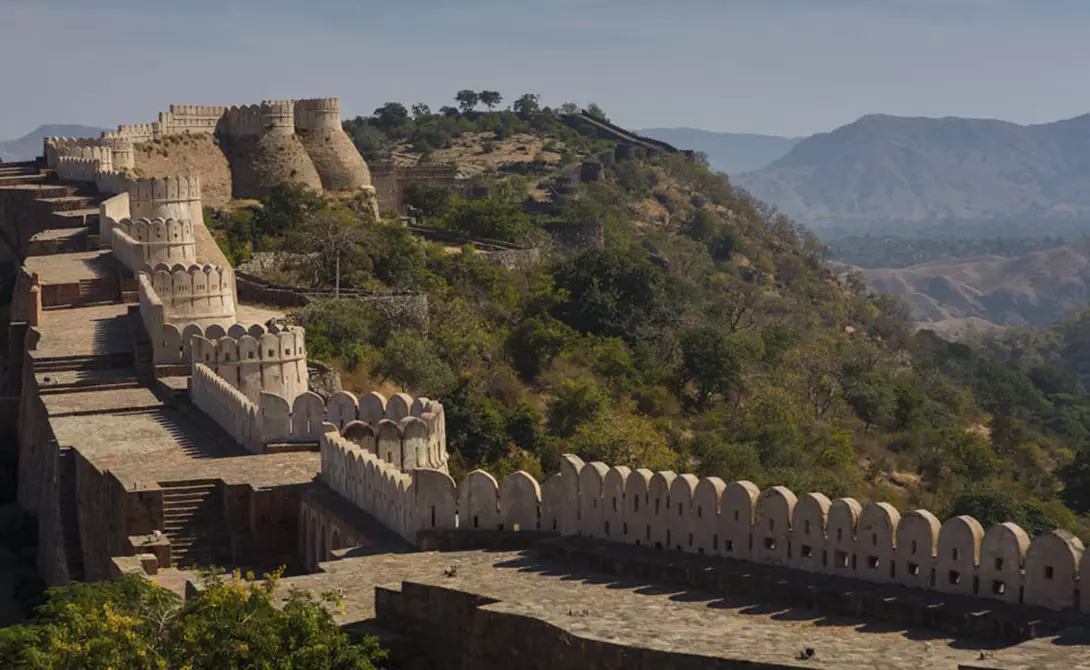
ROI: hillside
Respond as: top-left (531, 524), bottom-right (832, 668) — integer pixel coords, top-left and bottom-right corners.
top-left (197, 94), bottom-right (1090, 539)
top-left (639, 127), bottom-right (801, 174)
top-left (0, 124), bottom-right (107, 162)
top-left (861, 238), bottom-right (1090, 332)
top-left (735, 112), bottom-right (1090, 236)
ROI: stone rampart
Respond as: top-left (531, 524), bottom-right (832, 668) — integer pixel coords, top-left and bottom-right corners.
top-left (294, 98), bottom-right (373, 193)
top-left (95, 174), bottom-right (203, 226)
top-left (190, 363), bottom-right (262, 453)
top-left (56, 156), bottom-right (102, 183)
top-left (100, 137), bottom-right (135, 171)
top-left (261, 390), bottom-right (446, 467)
top-left (110, 217), bottom-right (197, 269)
top-left (103, 123), bottom-right (157, 143)
top-left (158, 105), bottom-right (228, 136)
top-left (142, 262), bottom-right (235, 329)
top-left (44, 137), bottom-right (103, 168)
top-left (187, 324), bottom-right (307, 404)
top-left (318, 438), bottom-right (1090, 615)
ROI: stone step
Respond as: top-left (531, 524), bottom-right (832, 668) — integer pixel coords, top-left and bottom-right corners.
top-left (33, 353), bottom-right (133, 372)
top-left (27, 226), bottom-right (90, 255)
top-left (49, 208), bottom-right (100, 229)
top-left (38, 195), bottom-right (97, 212)
top-left (0, 172), bottom-right (46, 185)
top-left (159, 480), bottom-right (221, 490)
top-left (36, 367), bottom-right (140, 392)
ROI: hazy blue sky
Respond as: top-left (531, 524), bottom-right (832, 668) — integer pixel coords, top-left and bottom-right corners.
top-left (2, 0), bottom-right (1089, 139)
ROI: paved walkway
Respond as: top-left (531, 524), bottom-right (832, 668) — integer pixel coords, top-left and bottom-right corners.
top-left (286, 548), bottom-right (1028, 669)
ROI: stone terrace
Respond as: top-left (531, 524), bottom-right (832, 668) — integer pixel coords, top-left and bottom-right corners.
top-left (288, 547), bottom-right (1015, 670)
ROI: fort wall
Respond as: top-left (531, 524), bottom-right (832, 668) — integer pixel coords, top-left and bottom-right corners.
top-left (190, 363), bottom-right (263, 453)
top-left (186, 325), bottom-right (307, 404)
top-left (294, 98), bottom-right (374, 195)
top-left (110, 217), bottom-right (197, 269)
top-left (143, 262), bottom-right (235, 328)
top-left (317, 434), bottom-right (1090, 615)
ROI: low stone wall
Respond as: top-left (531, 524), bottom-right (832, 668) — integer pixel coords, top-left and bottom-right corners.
top-left (377, 580), bottom-right (799, 670)
top-left (319, 441), bottom-right (1090, 616)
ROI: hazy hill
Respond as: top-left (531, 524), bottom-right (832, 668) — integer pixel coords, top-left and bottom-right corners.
top-left (736, 113), bottom-right (1090, 236)
top-left (0, 124), bottom-right (106, 162)
top-left (638, 127), bottom-right (801, 174)
top-left (861, 237), bottom-right (1090, 332)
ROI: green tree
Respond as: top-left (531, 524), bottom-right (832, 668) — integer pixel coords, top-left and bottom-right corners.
top-left (679, 327), bottom-right (743, 406)
top-left (404, 182), bottom-right (455, 219)
top-left (410, 103), bottom-right (431, 118)
top-left (438, 106), bottom-right (460, 118)
top-left (547, 377), bottom-right (607, 438)
top-left (478, 90), bottom-right (502, 112)
top-left (371, 102), bottom-right (410, 133)
top-left (585, 103), bottom-right (609, 122)
top-left (455, 90), bottom-right (480, 114)
top-left (372, 330), bottom-right (455, 395)
top-left (0, 571), bottom-right (386, 670)
top-left (512, 93), bottom-right (540, 119)
top-left (442, 197), bottom-right (531, 243)
top-left (569, 412), bottom-right (676, 471)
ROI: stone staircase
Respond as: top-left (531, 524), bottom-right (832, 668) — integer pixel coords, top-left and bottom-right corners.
top-left (160, 480), bottom-right (231, 569)
top-left (0, 163), bottom-right (105, 256)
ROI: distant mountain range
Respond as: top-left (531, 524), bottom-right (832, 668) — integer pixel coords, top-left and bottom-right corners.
top-left (0, 124), bottom-right (107, 162)
top-left (857, 237), bottom-right (1090, 335)
top-left (638, 127), bottom-right (802, 174)
top-left (734, 113), bottom-right (1090, 237)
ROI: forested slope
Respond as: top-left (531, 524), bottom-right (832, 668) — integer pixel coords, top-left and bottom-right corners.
top-left (208, 94), bottom-right (1090, 539)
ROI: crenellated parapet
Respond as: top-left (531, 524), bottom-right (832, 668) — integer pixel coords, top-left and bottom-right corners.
top-left (95, 174), bottom-right (203, 225)
top-left (261, 390), bottom-right (447, 469)
top-left (103, 123), bottom-right (158, 142)
top-left (111, 217), bottom-right (196, 270)
top-left (44, 137), bottom-right (103, 168)
top-left (56, 156), bottom-right (103, 183)
top-left (141, 262), bottom-right (235, 329)
top-left (261, 100), bottom-right (296, 134)
top-left (317, 437), bottom-right (1090, 615)
top-left (157, 105), bottom-right (229, 136)
top-left (187, 323), bottom-right (308, 404)
top-left (99, 136), bottom-right (135, 171)
top-left (221, 105), bottom-right (263, 138)
top-left (294, 98), bottom-right (342, 131)
top-left (190, 363), bottom-right (263, 453)
top-left (51, 144), bottom-right (114, 180)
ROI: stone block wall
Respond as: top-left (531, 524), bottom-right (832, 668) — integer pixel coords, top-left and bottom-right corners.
top-left (189, 363), bottom-right (262, 453)
top-left (317, 433), bottom-right (1090, 615)
top-left (144, 263), bottom-right (235, 329)
top-left (186, 324), bottom-right (307, 403)
top-left (110, 217), bottom-right (197, 269)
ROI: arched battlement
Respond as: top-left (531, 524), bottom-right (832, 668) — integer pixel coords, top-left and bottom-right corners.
top-left (935, 515), bottom-right (984, 596)
top-left (44, 137), bottom-right (106, 168)
top-left (1025, 530), bottom-right (1083, 611)
top-left (791, 492), bottom-right (830, 573)
top-left (310, 442), bottom-right (1090, 614)
top-left (980, 522), bottom-right (1030, 604)
top-left (110, 217), bottom-right (196, 269)
top-left (141, 262), bottom-right (235, 328)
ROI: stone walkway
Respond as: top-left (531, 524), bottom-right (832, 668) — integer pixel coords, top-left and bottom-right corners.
top-left (286, 548), bottom-right (1040, 669)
